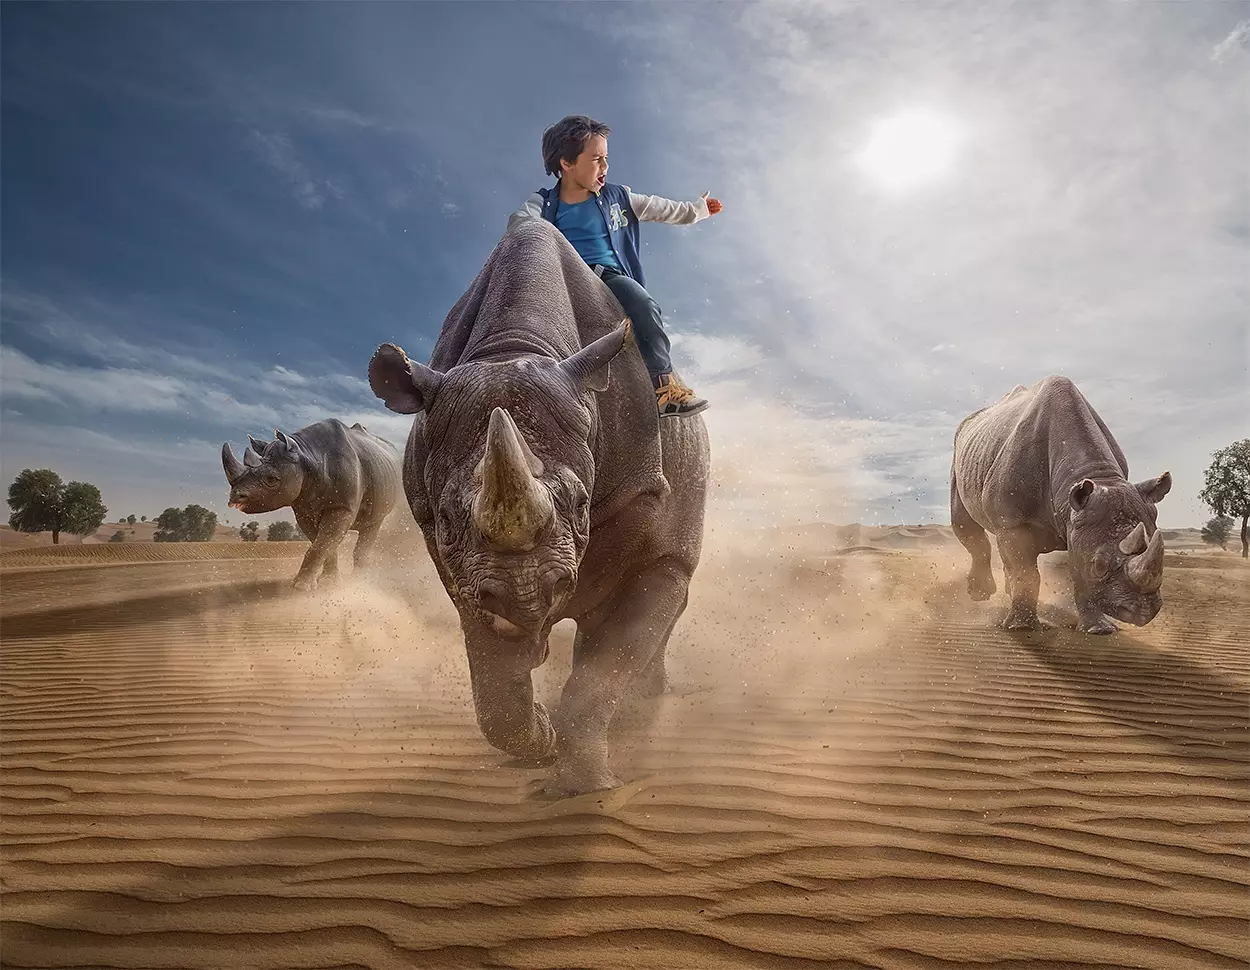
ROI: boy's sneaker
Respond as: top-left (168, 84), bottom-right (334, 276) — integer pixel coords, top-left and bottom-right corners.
top-left (655, 373), bottom-right (709, 418)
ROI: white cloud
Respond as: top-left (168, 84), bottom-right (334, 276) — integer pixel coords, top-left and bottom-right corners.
top-left (246, 129), bottom-right (331, 209)
top-left (1212, 19), bottom-right (1250, 62)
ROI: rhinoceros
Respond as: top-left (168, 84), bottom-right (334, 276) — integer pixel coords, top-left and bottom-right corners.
top-left (368, 219), bottom-right (709, 796)
top-left (221, 419), bottom-right (402, 591)
top-left (951, 376), bottom-right (1171, 634)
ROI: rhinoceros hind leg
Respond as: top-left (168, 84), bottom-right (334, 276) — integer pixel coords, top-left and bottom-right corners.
top-left (951, 471), bottom-right (996, 601)
top-left (352, 521), bottom-right (382, 573)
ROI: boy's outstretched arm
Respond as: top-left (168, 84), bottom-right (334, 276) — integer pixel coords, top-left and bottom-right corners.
top-left (507, 191), bottom-right (544, 229)
top-left (627, 189), bottom-right (723, 225)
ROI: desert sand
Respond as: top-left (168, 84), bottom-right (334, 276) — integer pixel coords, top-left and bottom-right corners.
top-left (1, 524), bottom-right (1246, 968)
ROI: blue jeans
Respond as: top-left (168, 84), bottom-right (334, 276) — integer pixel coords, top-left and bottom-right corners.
top-left (596, 266), bottom-right (671, 380)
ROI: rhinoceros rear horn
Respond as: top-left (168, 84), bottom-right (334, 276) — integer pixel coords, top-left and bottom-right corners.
top-left (243, 444), bottom-right (262, 467)
top-left (1118, 522), bottom-right (1148, 556)
top-left (559, 321), bottom-right (630, 393)
top-left (1126, 528), bottom-right (1164, 593)
top-left (473, 407), bottom-right (552, 551)
top-left (369, 343), bottom-right (444, 414)
top-left (222, 442), bottom-right (245, 484)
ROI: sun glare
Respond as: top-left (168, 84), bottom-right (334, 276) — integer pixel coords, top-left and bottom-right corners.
top-left (857, 109), bottom-right (962, 192)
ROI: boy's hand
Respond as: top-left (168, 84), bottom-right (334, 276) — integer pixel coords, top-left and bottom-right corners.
top-left (702, 191), bottom-right (723, 216)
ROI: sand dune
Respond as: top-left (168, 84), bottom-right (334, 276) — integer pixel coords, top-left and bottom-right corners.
top-left (0, 539), bottom-right (310, 570)
top-left (1, 532), bottom-right (1247, 968)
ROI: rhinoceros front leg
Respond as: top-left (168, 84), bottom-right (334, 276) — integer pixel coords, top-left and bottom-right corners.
top-left (998, 527), bottom-right (1046, 631)
top-left (547, 561), bottom-right (690, 797)
top-left (464, 631), bottom-right (556, 763)
top-left (1073, 581), bottom-right (1117, 635)
top-left (293, 508), bottom-right (353, 592)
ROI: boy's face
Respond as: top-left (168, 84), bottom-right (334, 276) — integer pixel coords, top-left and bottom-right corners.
top-left (560, 134), bottom-right (609, 194)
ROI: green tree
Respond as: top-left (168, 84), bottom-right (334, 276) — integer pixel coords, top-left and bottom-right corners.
top-left (127, 514), bottom-right (137, 525)
top-left (7, 469), bottom-right (108, 544)
top-left (267, 521), bottom-right (298, 542)
top-left (1199, 439), bottom-right (1250, 558)
top-left (109, 530), bottom-right (127, 543)
top-left (1200, 516), bottom-right (1233, 550)
top-left (141, 515), bottom-right (147, 522)
top-left (239, 521), bottom-right (260, 542)
top-left (154, 505), bottom-right (218, 542)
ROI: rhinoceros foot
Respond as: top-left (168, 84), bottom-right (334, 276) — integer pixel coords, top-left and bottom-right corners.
top-left (291, 574), bottom-right (319, 593)
top-left (543, 763), bottom-right (623, 798)
top-left (967, 570), bottom-right (997, 602)
top-left (1002, 606), bottom-right (1049, 631)
top-left (1078, 615), bottom-right (1117, 635)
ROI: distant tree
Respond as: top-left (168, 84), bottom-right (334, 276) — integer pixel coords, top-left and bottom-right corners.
top-left (1201, 516), bottom-right (1233, 550)
top-left (1199, 439), bottom-right (1250, 558)
top-left (267, 521), bottom-right (298, 542)
top-left (141, 515), bottom-right (147, 522)
top-left (154, 504), bottom-right (218, 542)
top-left (109, 530), bottom-right (127, 543)
top-left (7, 469), bottom-right (108, 544)
top-left (127, 514), bottom-right (137, 525)
top-left (239, 521), bottom-right (260, 542)
top-left (154, 507), bottom-right (184, 541)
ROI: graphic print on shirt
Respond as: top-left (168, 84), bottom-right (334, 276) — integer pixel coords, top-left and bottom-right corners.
top-left (607, 202), bottom-right (629, 231)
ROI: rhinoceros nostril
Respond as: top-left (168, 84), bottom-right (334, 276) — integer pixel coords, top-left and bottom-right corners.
top-left (541, 570), bottom-right (573, 605)
top-left (476, 581), bottom-right (509, 616)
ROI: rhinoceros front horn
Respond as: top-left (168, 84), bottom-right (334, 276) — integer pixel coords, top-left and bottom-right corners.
top-left (222, 442), bottom-right (245, 484)
top-left (1126, 528), bottom-right (1164, 593)
top-left (472, 407), bottom-right (552, 551)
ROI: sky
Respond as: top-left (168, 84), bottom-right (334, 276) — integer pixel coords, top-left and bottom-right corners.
top-left (2, 1), bottom-right (1247, 530)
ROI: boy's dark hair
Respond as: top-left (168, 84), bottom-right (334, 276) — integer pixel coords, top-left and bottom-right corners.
top-left (542, 115), bottom-right (611, 177)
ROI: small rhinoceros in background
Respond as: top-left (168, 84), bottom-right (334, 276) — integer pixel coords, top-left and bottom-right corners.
top-left (221, 419), bottom-right (402, 591)
top-left (951, 376), bottom-right (1171, 634)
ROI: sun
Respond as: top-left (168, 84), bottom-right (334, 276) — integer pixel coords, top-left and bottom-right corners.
top-left (856, 109), bottom-right (962, 192)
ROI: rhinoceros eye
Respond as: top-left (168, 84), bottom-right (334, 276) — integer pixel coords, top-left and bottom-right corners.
top-left (264, 473), bottom-right (280, 487)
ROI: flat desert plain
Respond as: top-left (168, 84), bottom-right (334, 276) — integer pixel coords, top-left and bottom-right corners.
top-left (2, 525), bottom-right (1247, 969)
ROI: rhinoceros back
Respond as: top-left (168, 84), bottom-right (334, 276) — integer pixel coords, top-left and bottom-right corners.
top-left (953, 376), bottom-right (1129, 539)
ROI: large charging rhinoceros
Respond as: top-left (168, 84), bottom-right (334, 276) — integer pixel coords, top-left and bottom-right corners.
top-left (222, 419), bottom-right (402, 591)
top-left (951, 376), bottom-right (1171, 634)
top-left (368, 219), bottom-right (709, 796)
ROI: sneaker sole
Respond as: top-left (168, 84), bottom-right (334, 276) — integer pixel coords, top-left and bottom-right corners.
top-left (659, 401), bottom-right (709, 418)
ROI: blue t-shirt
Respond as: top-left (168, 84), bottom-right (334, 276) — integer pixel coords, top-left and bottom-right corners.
top-left (554, 196), bottom-right (622, 271)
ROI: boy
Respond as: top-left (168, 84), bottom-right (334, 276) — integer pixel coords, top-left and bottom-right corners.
top-left (508, 115), bottom-right (723, 418)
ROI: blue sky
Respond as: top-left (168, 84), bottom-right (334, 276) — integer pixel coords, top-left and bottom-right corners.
top-left (2, 2), bottom-right (1247, 529)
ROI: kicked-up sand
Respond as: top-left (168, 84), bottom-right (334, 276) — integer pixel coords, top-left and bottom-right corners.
top-left (1, 527), bottom-right (1247, 969)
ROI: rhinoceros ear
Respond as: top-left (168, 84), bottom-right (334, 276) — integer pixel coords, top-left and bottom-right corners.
top-left (559, 320), bottom-right (630, 393)
top-left (274, 430), bottom-right (301, 461)
top-left (1135, 471), bottom-right (1171, 504)
top-left (1069, 478), bottom-right (1096, 512)
top-left (369, 343), bottom-right (444, 414)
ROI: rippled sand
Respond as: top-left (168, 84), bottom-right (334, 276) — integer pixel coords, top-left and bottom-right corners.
top-left (2, 535), bottom-right (1247, 969)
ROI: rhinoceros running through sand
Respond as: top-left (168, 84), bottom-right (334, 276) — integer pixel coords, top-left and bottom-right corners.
top-left (951, 376), bottom-right (1171, 634)
top-left (368, 219), bottom-right (710, 796)
top-left (222, 419), bottom-right (402, 592)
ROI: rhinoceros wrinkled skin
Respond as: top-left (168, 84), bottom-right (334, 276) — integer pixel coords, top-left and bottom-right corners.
top-left (368, 219), bottom-right (709, 797)
top-left (222, 419), bottom-right (402, 592)
top-left (951, 376), bottom-right (1171, 634)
